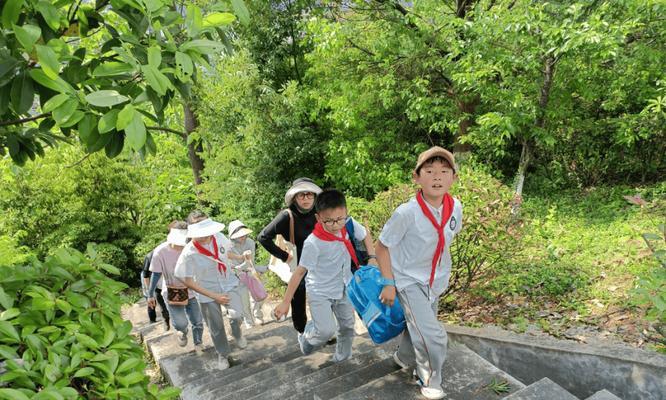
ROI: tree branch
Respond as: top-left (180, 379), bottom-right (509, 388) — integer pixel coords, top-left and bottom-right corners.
top-left (146, 126), bottom-right (187, 139)
top-left (0, 113), bottom-right (51, 127)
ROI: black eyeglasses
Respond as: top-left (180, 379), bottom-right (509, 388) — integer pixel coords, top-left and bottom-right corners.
top-left (296, 192), bottom-right (315, 199)
top-left (322, 216), bottom-right (347, 226)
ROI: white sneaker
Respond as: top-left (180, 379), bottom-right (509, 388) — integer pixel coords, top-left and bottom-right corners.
top-left (420, 386), bottom-right (445, 400)
top-left (218, 355), bottom-right (230, 370)
top-left (237, 336), bottom-right (247, 349)
top-left (393, 351), bottom-right (408, 369)
top-left (254, 317), bottom-right (264, 325)
top-left (194, 344), bottom-right (204, 355)
top-left (243, 321), bottom-right (254, 330)
top-left (177, 332), bottom-right (187, 347)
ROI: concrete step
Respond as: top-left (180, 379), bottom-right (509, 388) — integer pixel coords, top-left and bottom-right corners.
top-left (585, 390), bottom-right (622, 400)
top-left (332, 342), bottom-right (526, 400)
top-left (158, 322), bottom-right (298, 389)
top-left (503, 377), bottom-right (578, 400)
top-left (209, 335), bottom-right (379, 400)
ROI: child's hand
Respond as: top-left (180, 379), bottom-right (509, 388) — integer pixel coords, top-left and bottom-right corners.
top-left (286, 251), bottom-right (293, 264)
top-left (273, 301), bottom-right (290, 320)
top-left (379, 286), bottom-right (396, 307)
top-left (213, 293), bottom-right (230, 305)
top-left (147, 297), bottom-right (156, 309)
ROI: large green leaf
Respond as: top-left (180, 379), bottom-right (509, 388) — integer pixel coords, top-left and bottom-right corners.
top-left (104, 132), bottom-right (124, 158)
top-left (185, 4), bottom-right (203, 37)
top-left (35, 0), bottom-right (62, 31)
top-left (231, 0), bottom-right (249, 26)
top-left (141, 65), bottom-right (171, 96)
top-left (202, 12), bottom-right (235, 28)
top-left (1, 0), bottom-right (24, 29)
top-left (29, 69), bottom-right (74, 93)
top-left (42, 93), bottom-right (70, 113)
top-left (0, 287), bottom-right (14, 309)
top-left (0, 58), bottom-right (20, 87)
top-left (147, 45), bottom-right (161, 68)
top-left (85, 90), bottom-right (130, 107)
top-left (98, 109), bottom-right (120, 133)
top-left (12, 24), bottom-right (41, 51)
top-left (52, 98), bottom-right (78, 126)
top-left (0, 388), bottom-right (31, 400)
top-left (116, 104), bottom-right (135, 130)
top-left (179, 39), bottom-right (224, 55)
top-left (124, 112), bottom-right (146, 150)
top-left (92, 62), bottom-right (134, 77)
top-left (10, 72), bottom-right (34, 114)
top-left (0, 321), bottom-right (20, 342)
top-left (175, 52), bottom-right (193, 82)
top-left (77, 114), bottom-right (97, 143)
top-left (35, 45), bottom-right (61, 80)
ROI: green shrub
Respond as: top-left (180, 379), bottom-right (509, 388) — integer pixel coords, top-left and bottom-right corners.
top-left (0, 244), bottom-right (180, 399)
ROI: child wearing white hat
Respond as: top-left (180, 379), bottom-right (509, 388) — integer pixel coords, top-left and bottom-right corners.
top-left (227, 219), bottom-right (264, 329)
top-left (148, 222), bottom-right (205, 354)
top-left (174, 211), bottom-right (247, 370)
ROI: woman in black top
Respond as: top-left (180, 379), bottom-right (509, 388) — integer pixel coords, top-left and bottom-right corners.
top-left (258, 177), bottom-right (322, 333)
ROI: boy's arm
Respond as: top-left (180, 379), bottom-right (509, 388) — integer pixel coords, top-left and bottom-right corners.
top-left (181, 277), bottom-right (230, 305)
top-left (376, 241), bottom-right (397, 307)
top-left (361, 227), bottom-right (377, 266)
top-left (274, 266), bottom-right (307, 319)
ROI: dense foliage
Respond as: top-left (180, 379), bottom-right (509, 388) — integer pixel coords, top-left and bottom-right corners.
top-left (0, 242), bottom-right (180, 399)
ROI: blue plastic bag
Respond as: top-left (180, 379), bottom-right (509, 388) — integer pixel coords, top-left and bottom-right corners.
top-left (346, 265), bottom-right (406, 344)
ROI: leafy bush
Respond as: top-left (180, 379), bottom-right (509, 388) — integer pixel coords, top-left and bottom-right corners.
top-left (0, 244), bottom-right (179, 399)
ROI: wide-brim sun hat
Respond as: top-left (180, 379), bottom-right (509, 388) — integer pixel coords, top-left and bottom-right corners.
top-left (228, 219), bottom-right (253, 240)
top-left (284, 177), bottom-right (322, 205)
top-left (187, 218), bottom-right (225, 238)
top-left (415, 146), bottom-right (457, 173)
top-left (166, 228), bottom-right (188, 246)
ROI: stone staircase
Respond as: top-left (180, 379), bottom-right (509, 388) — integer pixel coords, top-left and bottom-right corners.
top-left (123, 300), bottom-right (624, 400)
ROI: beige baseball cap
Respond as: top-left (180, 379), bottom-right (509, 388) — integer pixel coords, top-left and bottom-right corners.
top-left (415, 146), bottom-right (456, 173)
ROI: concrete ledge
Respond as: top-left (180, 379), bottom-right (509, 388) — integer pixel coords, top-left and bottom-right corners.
top-left (445, 324), bottom-right (666, 400)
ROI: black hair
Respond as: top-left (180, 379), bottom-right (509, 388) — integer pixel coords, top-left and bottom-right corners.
top-left (315, 189), bottom-right (346, 212)
top-left (187, 210), bottom-right (208, 224)
top-left (415, 156), bottom-right (454, 175)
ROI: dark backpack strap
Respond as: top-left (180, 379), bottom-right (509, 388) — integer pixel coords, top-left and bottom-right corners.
top-left (346, 218), bottom-right (360, 273)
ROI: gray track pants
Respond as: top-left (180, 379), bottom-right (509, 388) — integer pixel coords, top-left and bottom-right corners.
top-left (396, 283), bottom-right (448, 389)
top-left (199, 288), bottom-right (244, 357)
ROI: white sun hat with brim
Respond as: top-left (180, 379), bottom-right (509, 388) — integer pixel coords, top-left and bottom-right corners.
top-left (228, 220), bottom-right (253, 240)
top-left (166, 228), bottom-right (188, 246)
top-left (186, 218), bottom-right (225, 239)
top-left (284, 177), bottom-right (323, 206)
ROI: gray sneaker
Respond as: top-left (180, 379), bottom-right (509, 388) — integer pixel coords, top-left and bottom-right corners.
top-left (218, 355), bottom-right (230, 370)
top-left (177, 332), bottom-right (187, 347)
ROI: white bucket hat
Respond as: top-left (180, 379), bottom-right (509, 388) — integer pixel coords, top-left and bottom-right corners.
top-left (228, 220), bottom-right (253, 240)
top-left (284, 177), bottom-right (322, 206)
top-left (166, 228), bottom-right (188, 246)
top-left (187, 218), bottom-right (225, 239)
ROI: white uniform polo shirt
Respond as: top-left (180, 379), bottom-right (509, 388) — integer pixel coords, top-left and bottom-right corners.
top-left (174, 233), bottom-right (239, 303)
top-left (299, 218), bottom-right (366, 300)
top-left (379, 196), bottom-right (463, 298)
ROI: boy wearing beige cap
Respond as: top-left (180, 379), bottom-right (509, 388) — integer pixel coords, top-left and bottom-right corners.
top-left (375, 146), bottom-right (463, 400)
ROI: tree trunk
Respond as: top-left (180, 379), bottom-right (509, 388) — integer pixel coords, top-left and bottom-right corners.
top-left (453, 96), bottom-right (478, 158)
top-left (512, 56), bottom-right (556, 216)
top-left (184, 102), bottom-right (204, 186)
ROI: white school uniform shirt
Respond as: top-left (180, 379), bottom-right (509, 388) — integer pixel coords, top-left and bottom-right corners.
top-left (378, 196), bottom-right (463, 298)
top-left (299, 218), bottom-right (367, 300)
top-left (174, 233), bottom-right (239, 304)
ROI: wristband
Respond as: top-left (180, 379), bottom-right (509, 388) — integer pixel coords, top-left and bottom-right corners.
top-left (378, 277), bottom-right (395, 287)
top-left (367, 255), bottom-right (377, 259)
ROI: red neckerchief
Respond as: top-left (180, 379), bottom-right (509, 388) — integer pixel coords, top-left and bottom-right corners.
top-left (193, 236), bottom-right (227, 275)
top-left (416, 190), bottom-right (454, 287)
top-left (312, 222), bottom-right (359, 267)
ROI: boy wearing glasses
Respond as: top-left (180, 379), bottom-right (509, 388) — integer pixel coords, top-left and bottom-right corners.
top-left (376, 146), bottom-right (463, 400)
top-left (274, 189), bottom-right (372, 361)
